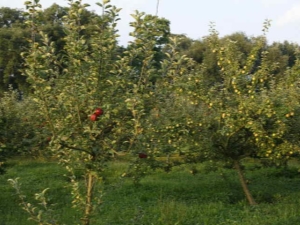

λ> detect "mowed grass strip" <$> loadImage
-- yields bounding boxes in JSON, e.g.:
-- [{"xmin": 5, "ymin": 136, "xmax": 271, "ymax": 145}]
[{"xmin": 1, "ymin": 158, "xmax": 300, "ymax": 224}]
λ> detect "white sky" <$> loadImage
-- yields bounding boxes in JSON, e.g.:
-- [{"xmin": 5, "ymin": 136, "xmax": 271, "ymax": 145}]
[{"xmin": 1, "ymin": 0, "xmax": 300, "ymax": 46}]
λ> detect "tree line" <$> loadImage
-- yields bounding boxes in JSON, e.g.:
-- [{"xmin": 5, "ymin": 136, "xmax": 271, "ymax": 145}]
[{"xmin": 0, "ymin": 5, "xmax": 299, "ymax": 95}]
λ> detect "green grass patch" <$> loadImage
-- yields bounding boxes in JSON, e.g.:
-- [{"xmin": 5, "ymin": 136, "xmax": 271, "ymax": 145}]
[{"xmin": 1, "ymin": 158, "xmax": 300, "ymax": 224}]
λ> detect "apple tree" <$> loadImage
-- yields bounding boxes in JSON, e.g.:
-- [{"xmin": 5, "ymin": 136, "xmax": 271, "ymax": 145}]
[
  {"xmin": 0, "ymin": 88, "xmax": 43, "ymax": 173},
  {"xmin": 21, "ymin": 0, "xmax": 135, "ymax": 224},
  {"xmin": 111, "ymin": 12, "xmax": 199, "ymax": 182},
  {"xmin": 172, "ymin": 22, "xmax": 300, "ymax": 205}
]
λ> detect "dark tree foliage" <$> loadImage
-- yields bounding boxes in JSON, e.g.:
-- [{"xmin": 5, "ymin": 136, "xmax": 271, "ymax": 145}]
[
  {"xmin": 0, "ymin": 7, "xmax": 26, "ymax": 28},
  {"xmin": 0, "ymin": 5, "xmax": 299, "ymax": 96},
  {"xmin": 174, "ymin": 32, "xmax": 299, "ymax": 88},
  {"xmin": 0, "ymin": 25, "xmax": 30, "ymax": 93},
  {"xmin": 125, "ymin": 14, "xmax": 170, "ymax": 85}
]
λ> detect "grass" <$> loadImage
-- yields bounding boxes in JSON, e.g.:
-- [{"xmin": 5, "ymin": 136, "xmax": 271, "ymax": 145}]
[{"xmin": 1, "ymin": 157, "xmax": 300, "ymax": 224}]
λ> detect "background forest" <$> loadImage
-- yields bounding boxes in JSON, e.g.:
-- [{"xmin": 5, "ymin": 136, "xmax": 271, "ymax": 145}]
[{"xmin": 0, "ymin": 4, "xmax": 298, "ymax": 94}]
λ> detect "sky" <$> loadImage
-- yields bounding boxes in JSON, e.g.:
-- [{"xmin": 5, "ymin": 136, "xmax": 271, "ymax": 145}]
[{"xmin": 1, "ymin": 0, "xmax": 300, "ymax": 46}]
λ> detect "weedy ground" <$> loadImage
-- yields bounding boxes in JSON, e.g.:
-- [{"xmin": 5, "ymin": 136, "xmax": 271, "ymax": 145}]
[{"xmin": 1, "ymin": 157, "xmax": 300, "ymax": 225}]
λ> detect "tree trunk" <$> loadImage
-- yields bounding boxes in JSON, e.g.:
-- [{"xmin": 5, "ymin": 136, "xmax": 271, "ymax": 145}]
[
  {"xmin": 82, "ymin": 172, "xmax": 95, "ymax": 225},
  {"xmin": 233, "ymin": 160, "xmax": 257, "ymax": 205}
]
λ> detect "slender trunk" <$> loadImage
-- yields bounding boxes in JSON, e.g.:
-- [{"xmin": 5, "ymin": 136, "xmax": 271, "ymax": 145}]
[
  {"xmin": 166, "ymin": 153, "xmax": 170, "ymax": 164},
  {"xmin": 233, "ymin": 160, "xmax": 257, "ymax": 205},
  {"xmin": 82, "ymin": 172, "xmax": 95, "ymax": 225}
]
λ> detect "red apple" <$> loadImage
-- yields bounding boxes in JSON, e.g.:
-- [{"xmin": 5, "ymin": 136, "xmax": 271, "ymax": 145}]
[
  {"xmin": 90, "ymin": 113, "xmax": 98, "ymax": 121},
  {"xmin": 138, "ymin": 152, "xmax": 148, "ymax": 159},
  {"xmin": 94, "ymin": 108, "xmax": 103, "ymax": 116}
]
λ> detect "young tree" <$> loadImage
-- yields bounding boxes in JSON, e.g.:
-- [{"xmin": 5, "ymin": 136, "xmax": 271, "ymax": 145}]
[
  {"xmin": 172, "ymin": 22, "xmax": 300, "ymax": 205},
  {"xmin": 21, "ymin": 0, "xmax": 132, "ymax": 224},
  {"xmin": 20, "ymin": 0, "xmax": 176, "ymax": 223}
]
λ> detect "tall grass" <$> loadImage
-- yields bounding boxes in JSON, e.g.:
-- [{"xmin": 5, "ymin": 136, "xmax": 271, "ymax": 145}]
[{"xmin": 1, "ymin": 158, "xmax": 300, "ymax": 224}]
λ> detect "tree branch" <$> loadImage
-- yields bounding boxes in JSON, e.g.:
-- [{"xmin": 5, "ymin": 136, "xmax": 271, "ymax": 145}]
[{"xmin": 60, "ymin": 142, "xmax": 93, "ymax": 156}]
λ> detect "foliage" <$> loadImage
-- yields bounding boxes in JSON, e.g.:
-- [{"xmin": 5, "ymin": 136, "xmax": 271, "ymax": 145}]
[
  {"xmin": 0, "ymin": 90, "xmax": 44, "ymax": 173},
  {"xmin": 0, "ymin": 24, "xmax": 30, "ymax": 93},
  {"xmin": 8, "ymin": 178, "xmax": 59, "ymax": 225},
  {"xmin": 167, "ymin": 22, "xmax": 300, "ymax": 205}
]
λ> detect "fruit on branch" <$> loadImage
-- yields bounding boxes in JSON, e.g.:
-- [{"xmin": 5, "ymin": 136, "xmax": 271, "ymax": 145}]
[
  {"xmin": 138, "ymin": 152, "xmax": 148, "ymax": 159},
  {"xmin": 94, "ymin": 108, "xmax": 103, "ymax": 116},
  {"xmin": 90, "ymin": 113, "xmax": 99, "ymax": 121},
  {"xmin": 90, "ymin": 108, "xmax": 103, "ymax": 121}
]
